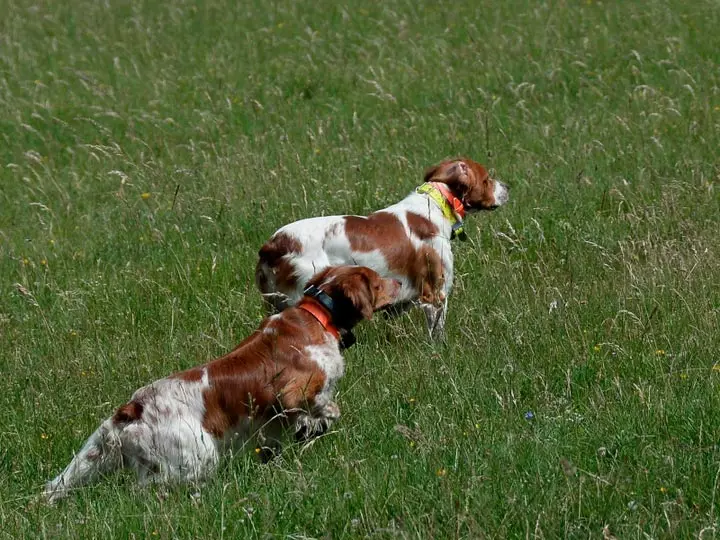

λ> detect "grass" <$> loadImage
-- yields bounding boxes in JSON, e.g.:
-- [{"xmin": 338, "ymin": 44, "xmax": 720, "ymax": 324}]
[{"xmin": 1, "ymin": 0, "xmax": 719, "ymax": 536}]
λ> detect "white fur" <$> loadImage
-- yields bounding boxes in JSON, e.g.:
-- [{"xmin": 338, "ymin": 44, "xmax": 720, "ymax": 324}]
[
  {"xmin": 305, "ymin": 335, "xmax": 345, "ymax": 409},
  {"xmin": 494, "ymin": 181, "xmax": 510, "ymax": 206},
  {"xmin": 44, "ymin": 327, "xmax": 350, "ymax": 503},
  {"xmin": 44, "ymin": 377, "xmax": 222, "ymax": 503},
  {"xmin": 294, "ymin": 336, "xmax": 344, "ymax": 438},
  {"xmin": 260, "ymin": 189, "xmax": 457, "ymax": 338}
]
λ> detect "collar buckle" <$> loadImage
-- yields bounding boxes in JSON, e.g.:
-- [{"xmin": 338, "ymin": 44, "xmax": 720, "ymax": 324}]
[{"xmin": 451, "ymin": 221, "xmax": 467, "ymax": 241}]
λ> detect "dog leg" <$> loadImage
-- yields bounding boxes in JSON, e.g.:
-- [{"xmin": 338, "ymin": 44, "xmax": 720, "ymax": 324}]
[
  {"xmin": 43, "ymin": 418, "xmax": 123, "ymax": 504},
  {"xmin": 422, "ymin": 296, "xmax": 448, "ymax": 341},
  {"xmin": 255, "ymin": 419, "xmax": 286, "ymax": 462},
  {"xmin": 294, "ymin": 401, "xmax": 340, "ymax": 442}
]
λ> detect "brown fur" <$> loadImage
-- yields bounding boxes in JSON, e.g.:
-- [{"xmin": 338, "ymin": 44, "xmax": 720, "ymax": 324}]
[
  {"xmin": 125, "ymin": 267, "xmax": 398, "ymax": 440},
  {"xmin": 344, "ymin": 213, "xmax": 444, "ymax": 305},
  {"xmin": 255, "ymin": 158, "xmax": 503, "ymax": 315},
  {"xmin": 424, "ymin": 158, "xmax": 497, "ymax": 211},
  {"xmin": 406, "ymin": 211, "xmax": 439, "ymax": 240},
  {"xmin": 112, "ymin": 401, "xmax": 144, "ymax": 425},
  {"xmin": 256, "ymin": 232, "xmax": 303, "ymax": 293}
]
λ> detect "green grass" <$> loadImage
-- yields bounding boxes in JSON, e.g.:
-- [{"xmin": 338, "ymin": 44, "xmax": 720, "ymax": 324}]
[{"xmin": 1, "ymin": 0, "xmax": 719, "ymax": 537}]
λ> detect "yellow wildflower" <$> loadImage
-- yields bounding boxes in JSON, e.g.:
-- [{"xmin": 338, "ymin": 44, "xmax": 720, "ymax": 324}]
[
  {"xmin": 141, "ymin": 192, "xmax": 151, "ymax": 200},
  {"xmin": 436, "ymin": 468, "xmax": 447, "ymax": 477},
  {"xmin": 655, "ymin": 349, "xmax": 666, "ymax": 356}
]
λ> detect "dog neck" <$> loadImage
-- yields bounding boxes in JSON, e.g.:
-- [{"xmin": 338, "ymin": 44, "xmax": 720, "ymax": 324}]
[{"xmin": 297, "ymin": 285, "xmax": 357, "ymax": 349}]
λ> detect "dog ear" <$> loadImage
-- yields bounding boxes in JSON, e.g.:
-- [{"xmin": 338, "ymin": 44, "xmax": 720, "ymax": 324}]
[
  {"xmin": 338, "ymin": 273, "xmax": 375, "ymax": 320},
  {"xmin": 425, "ymin": 160, "xmax": 470, "ymax": 196}
]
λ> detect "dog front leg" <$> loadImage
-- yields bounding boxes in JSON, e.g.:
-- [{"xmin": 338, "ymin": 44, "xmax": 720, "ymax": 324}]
[
  {"xmin": 294, "ymin": 401, "xmax": 340, "ymax": 442},
  {"xmin": 422, "ymin": 295, "xmax": 448, "ymax": 341}
]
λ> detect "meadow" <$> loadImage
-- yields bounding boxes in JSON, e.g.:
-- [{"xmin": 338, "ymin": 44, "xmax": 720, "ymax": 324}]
[{"xmin": 1, "ymin": 0, "xmax": 719, "ymax": 537}]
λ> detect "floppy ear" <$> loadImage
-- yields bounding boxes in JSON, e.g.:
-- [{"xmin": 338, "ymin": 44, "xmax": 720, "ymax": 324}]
[
  {"xmin": 425, "ymin": 161, "xmax": 470, "ymax": 196},
  {"xmin": 338, "ymin": 273, "xmax": 375, "ymax": 320}
]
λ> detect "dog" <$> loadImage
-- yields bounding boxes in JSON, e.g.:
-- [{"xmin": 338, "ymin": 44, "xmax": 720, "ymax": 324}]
[
  {"xmin": 44, "ymin": 266, "xmax": 400, "ymax": 503},
  {"xmin": 256, "ymin": 158, "xmax": 509, "ymax": 338}
]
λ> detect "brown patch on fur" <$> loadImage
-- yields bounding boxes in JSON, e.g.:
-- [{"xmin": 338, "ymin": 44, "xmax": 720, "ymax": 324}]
[
  {"xmin": 199, "ymin": 322, "xmax": 328, "ymax": 438},
  {"xmin": 415, "ymin": 245, "xmax": 444, "ymax": 304},
  {"xmin": 256, "ymin": 232, "xmax": 303, "ymax": 293},
  {"xmin": 113, "ymin": 401, "xmax": 144, "ymax": 425},
  {"xmin": 424, "ymin": 158, "xmax": 497, "ymax": 210},
  {"xmin": 171, "ymin": 368, "xmax": 203, "ymax": 382},
  {"xmin": 344, "ymin": 213, "xmax": 444, "ymax": 305},
  {"xmin": 406, "ymin": 211, "xmax": 439, "ymax": 240},
  {"xmin": 167, "ymin": 266, "xmax": 398, "ymax": 440},
  {"xmin": 307, "ymin": 265, "xmax": 400, "ymax": 320}
]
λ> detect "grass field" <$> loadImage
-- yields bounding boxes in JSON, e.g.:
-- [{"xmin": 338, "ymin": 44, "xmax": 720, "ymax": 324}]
[{"xmin": 1, "ymin": 0, "xmax": 719, "ymax": 537}]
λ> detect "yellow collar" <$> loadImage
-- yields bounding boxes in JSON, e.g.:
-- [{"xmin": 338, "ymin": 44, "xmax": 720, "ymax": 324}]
[{"xmin": 415, "ymin": 183, "xmax": 467, "ymax": 240}]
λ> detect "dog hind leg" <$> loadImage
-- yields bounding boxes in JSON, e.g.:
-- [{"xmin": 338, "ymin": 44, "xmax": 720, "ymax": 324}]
[{"xmin": 43, "ymin": 418, "xmax": 123, "ymax": 503}]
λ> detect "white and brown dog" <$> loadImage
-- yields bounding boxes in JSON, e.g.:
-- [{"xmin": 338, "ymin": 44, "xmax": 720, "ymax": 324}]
[
  {"xmin": 256, "ymin": 158, "xmax": 509, "ymax": 338},
  {"xmin": 44, "ymin": 266, "xmax": 400, "ymax": 503}
]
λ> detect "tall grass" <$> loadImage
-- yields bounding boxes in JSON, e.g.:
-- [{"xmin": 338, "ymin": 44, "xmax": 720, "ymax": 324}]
[{"xmin": 1, "ymin": 0, "xmax": 719, "ymax": 537}]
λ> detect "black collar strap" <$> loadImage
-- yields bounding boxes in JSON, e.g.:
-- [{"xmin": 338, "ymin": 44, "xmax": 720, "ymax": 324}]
[
  {"xmin": 302, "ymin": 284, "xmax": 356, "ymax": 350},
  {"xmin": 303, "ymin": 284, "xmax": 334, "ymax": 313}
]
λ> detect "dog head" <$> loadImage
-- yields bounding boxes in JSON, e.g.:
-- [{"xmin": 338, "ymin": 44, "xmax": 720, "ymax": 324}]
[
  {"xmin": 424, "ymin": 158, "xmax": 509, "ymax": 212},
  {"xmin": 308, "ymin": 266, "xmax": 401, "ymax": 322}
]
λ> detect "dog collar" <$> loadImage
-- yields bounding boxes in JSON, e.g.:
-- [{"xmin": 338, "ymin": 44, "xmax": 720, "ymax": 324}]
[
  {"xmin": 298, "ymin": 285, "xmax": 356, "ymax": 349},
  {"xmin": 416, "ymin": 182, "xmax": 467, "ymax": 240}
]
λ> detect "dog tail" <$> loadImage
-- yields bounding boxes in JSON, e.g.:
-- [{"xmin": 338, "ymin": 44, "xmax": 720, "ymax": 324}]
[
  {"xmin": 43, "ymin": 402, "xmax": 142, "ymax": 503},
  {"xmin": 256, "ymin": 233, "xmax": 301, "ymax": 313}
]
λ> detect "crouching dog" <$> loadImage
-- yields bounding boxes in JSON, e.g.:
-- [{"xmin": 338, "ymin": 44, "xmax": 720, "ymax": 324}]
[{"xmin": 44, "ymin": 266, "xmax": 400, "ymax": 503}]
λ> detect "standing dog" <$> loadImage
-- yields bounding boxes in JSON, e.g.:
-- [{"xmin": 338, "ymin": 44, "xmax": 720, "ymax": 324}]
[
  {"xmin": 256, "ymin": 158, "xmax": 509, "ymax": 338},
  {"xmin": 44, "ymin": 266, "xmax": 400, "ymax": 503}
]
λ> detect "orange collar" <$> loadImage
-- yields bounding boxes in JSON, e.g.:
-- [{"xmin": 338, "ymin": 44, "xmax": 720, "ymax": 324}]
[
  {"xmin": 297, "ymin": 298, "xmax": 341, "ymax": 340},
  {"xmin": 428, "ymin": 182, "xmax": 466, "ymax": 219}
]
